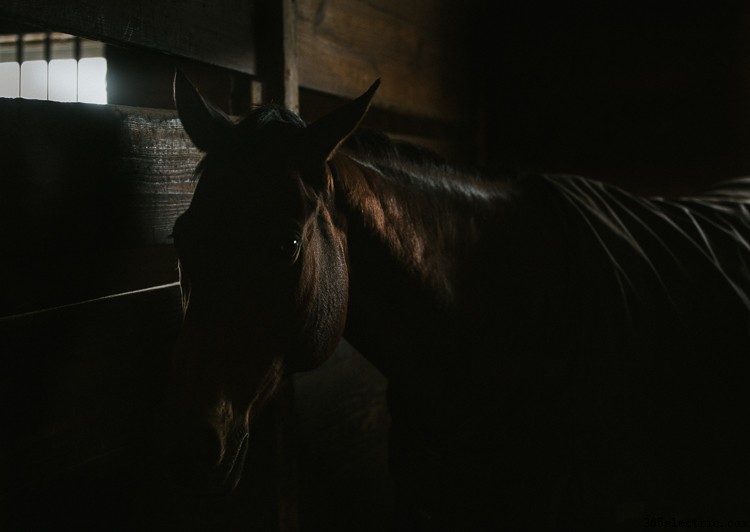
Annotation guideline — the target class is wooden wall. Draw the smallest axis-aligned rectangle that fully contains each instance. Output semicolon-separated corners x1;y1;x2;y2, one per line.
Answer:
0;100;196;314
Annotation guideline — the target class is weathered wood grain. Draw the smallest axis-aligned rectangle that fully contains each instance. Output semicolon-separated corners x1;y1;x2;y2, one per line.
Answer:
0;98;198;315
296;0;478;125
0;0;256;73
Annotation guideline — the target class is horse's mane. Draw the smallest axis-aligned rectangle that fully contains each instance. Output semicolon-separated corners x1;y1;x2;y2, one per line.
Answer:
212;106;511;202
341;128;510;202
344;129;451;174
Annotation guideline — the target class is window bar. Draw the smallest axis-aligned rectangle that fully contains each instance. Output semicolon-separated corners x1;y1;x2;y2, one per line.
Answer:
44;32;51;100
16;33;22;97
74;36;81;102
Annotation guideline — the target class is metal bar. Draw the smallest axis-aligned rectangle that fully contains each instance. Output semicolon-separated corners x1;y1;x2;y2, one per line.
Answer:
73;36;81;61
16;33;22;96
44;32;51;100
74;36;81;101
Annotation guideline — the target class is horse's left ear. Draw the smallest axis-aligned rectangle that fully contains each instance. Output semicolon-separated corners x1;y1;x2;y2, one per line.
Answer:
174;70;233;152
302;79;380;164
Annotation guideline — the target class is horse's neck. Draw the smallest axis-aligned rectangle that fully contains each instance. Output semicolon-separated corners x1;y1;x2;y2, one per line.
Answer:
331;150;515;377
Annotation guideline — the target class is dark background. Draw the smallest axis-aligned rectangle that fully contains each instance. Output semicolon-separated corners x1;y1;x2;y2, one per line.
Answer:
480;3;750;194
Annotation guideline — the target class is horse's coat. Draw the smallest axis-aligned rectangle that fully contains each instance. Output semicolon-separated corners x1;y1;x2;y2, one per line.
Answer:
166;72;750;529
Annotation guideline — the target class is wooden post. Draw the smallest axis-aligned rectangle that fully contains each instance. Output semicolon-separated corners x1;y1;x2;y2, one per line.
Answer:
255;0;299;112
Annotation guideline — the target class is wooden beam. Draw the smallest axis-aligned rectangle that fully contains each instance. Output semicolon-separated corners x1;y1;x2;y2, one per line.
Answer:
295;0;478;125
0;0;256;74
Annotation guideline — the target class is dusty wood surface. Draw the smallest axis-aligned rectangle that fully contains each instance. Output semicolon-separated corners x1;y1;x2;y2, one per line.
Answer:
0;0;256;74
0;98;198;315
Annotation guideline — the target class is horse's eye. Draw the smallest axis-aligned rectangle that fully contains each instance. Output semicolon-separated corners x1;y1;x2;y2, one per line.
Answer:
275;236;301;262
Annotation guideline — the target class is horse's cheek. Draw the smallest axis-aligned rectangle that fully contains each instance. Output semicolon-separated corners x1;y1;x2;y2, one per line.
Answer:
291;236;347;369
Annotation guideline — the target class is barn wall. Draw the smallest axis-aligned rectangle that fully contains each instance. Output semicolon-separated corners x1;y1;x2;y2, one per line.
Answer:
0;99;196;315
295;0;479;124
1;2;482;132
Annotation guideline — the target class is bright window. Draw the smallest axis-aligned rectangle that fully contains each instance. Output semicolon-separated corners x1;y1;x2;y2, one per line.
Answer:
0;33;107;104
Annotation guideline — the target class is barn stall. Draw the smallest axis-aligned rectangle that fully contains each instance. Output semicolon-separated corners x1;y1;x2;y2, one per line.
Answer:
2;2;750;530
0;1;482;530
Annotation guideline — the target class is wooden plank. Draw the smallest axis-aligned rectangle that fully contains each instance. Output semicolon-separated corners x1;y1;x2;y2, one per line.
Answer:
0;246;179;317
0;98;198;315
296;0;478;125
0;0;256;74
106;45;257;116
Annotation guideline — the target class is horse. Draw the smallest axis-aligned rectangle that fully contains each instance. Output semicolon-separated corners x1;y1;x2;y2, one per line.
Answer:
162;71;750;530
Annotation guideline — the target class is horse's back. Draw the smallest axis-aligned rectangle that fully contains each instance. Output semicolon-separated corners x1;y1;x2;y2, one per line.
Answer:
535;173;750;522
389;173;750;529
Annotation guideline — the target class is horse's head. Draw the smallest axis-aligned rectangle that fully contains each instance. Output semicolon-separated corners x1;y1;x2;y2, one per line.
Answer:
161;72;379;492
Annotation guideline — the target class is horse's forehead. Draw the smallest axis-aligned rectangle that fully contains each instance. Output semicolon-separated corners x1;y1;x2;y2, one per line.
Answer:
187;160;306;231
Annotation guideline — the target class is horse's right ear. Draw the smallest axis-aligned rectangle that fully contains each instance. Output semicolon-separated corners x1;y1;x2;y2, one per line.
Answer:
174;70;233;152
302;79;380;163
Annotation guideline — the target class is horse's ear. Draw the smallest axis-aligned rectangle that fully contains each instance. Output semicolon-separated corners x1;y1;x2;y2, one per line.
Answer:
174;70;233;152
303;79;380;163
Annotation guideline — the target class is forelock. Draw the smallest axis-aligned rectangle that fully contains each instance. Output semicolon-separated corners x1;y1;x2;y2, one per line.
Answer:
237;105;307;133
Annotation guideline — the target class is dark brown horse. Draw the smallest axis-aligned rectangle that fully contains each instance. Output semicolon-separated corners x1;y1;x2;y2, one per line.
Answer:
164;71;750;530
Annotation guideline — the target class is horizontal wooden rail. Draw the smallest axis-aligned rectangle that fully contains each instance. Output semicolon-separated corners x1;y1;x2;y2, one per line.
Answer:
1;283;182;487
0;0;256;74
